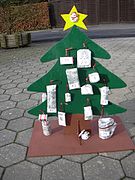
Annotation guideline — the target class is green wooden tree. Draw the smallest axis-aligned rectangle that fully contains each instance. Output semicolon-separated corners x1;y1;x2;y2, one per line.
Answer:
27;26;126;117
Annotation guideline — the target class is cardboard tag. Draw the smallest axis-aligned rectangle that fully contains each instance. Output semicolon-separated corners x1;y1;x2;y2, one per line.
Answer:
81;84;93;95
65;93;71;102
66;68;80;90
41;93;47;102
60;57;73;65
77;49;91;68
89;72;100;83
47;85;57;113
58;111;66;126
84;106;93;120
100;86;110;105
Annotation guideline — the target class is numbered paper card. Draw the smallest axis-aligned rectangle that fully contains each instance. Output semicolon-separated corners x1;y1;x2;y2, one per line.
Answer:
38;114;48;121
47;85;57;113
77;49;91;68
81;84;93;95
66;68;80;90
89;72;100;83
100;86;110;95
84;106;93;120
58;111;66;126
60;57;73;65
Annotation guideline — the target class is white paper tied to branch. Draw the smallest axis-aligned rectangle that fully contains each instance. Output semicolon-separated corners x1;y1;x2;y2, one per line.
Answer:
89;72;100;83
66;68;80;90
47;85;57;113
81;84;93;95
41;93;47;102
84;106;93;120
100;86;110;105
60;57;74;65
77;49;91;68
65;93;71;102
58;111;66;126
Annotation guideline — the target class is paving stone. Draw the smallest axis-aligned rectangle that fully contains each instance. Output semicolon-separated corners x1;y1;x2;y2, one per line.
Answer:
121;153;135;178
8;75;23;80
123;178;135;180
3;161;41;180
17;99;38;110
0;108;24;121
99;150;133;160
27;156;61;166
129;127;135;137
83;156;124;180
0;101;16;111
7;117;34;132
30;93;42;101
0;89;5;94
42;159;82;180
0;94;10;102
15;128;32;146
63;154;97;163
12;78;28;84
0;166;4;179
0;129;16;147
17;82;31;89
11;93;30;102
0;79;12;86
0;119;8;130
5;87;23;95
1;83;17;90
0;143;27;167
120;99;135;111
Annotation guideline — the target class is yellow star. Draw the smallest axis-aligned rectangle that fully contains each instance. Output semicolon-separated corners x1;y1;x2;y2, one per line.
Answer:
61;6;88;31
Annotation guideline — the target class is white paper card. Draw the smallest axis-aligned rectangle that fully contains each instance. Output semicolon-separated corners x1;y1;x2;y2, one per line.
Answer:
65;93;71;102
41;93;47;102
89;72;100;83
77;49;91;68
47;85;57;113
81;84;93;95
100;86;110;105
58;111;66;126
60;57;73;65
84;106;93;120
66;68;80;90
38;114;48;121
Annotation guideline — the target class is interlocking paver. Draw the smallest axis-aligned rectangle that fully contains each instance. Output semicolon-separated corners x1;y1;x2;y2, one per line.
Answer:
0;108;24;121
121;153;135;178
5;87;23;95
17;99;38;110
0;129;16;147
0;119;8;130
7;117;34;132
42;159;82;180
0;79;12;86
0;89;5;94
15;128;33;146
1;83;17;90
0;94;10;102
99;150;133;160
27;156;61;166
83;156;124;180
3;161;41;180
0;167;4;179
63;154;98;163
0;101;16;111
11;93;30;102
0;143;27;167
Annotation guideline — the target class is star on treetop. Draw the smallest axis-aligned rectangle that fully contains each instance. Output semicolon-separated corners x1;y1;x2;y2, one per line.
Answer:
61;6;88;31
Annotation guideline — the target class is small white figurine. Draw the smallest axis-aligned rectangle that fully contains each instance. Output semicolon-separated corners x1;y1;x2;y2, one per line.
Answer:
79;129;90;140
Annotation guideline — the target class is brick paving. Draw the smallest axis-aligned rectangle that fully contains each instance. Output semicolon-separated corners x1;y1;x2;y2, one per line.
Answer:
0;38;135;180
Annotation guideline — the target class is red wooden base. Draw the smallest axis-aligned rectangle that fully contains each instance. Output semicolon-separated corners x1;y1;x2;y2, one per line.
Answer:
27;116;135;157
